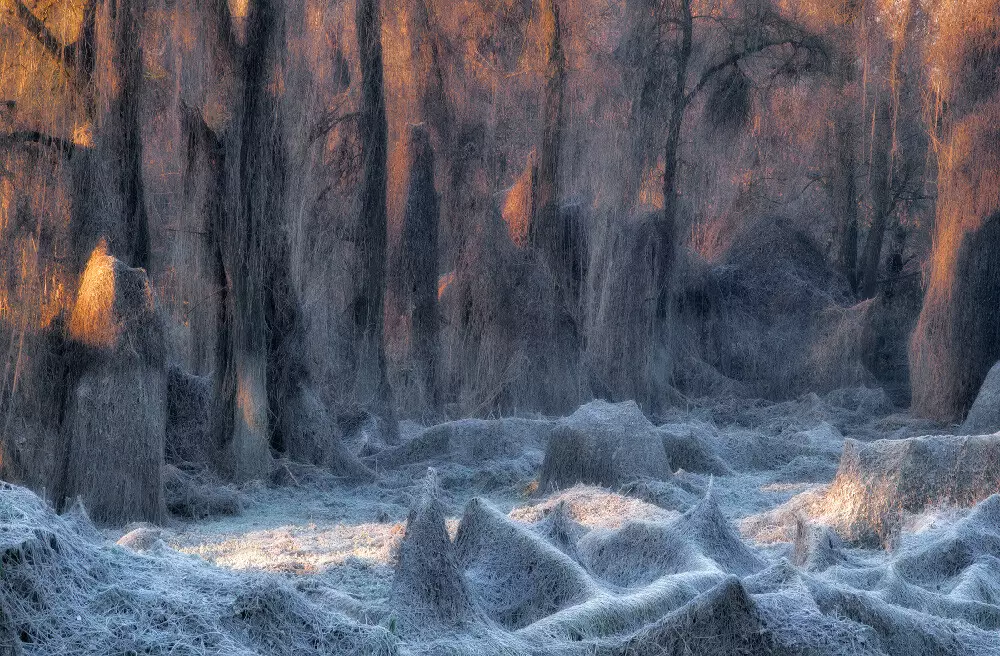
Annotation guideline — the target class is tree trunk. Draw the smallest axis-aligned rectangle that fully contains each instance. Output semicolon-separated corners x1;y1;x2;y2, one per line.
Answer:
859;100;895;299
109;0;151;271
62;0;150;274
530;0;565;255
213;0;286;481
908;7;1000;423
407;0;452;151
355;0;398;441
8;0;161;510
649;0;692;410
909;106;1000;422
399;125;440;409
63;243;166;524
832;115;859;293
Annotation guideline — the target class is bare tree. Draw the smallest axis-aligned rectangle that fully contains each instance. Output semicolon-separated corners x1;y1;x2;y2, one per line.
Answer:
4;0;161;512
530;0;565;256
182;0;371;479
605;0;821;409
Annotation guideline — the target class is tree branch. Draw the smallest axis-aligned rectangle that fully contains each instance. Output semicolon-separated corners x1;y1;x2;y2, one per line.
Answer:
4;0;68;63
309;110;359;145
685;37;816;107
0;130;79;158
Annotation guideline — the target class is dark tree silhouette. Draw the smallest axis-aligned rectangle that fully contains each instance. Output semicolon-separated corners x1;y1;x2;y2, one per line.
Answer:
398;125;441;409
354;0;399;440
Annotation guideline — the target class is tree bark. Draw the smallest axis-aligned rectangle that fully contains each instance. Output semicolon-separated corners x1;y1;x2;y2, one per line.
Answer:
212;0;285;480
859;99;895;299
108;0;151;271
648;0;693;409
355;0;398;440
400;125;440;408
833;114;859;292
530;0;565;255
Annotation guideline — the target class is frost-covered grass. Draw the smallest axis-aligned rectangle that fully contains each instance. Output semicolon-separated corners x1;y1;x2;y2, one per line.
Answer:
7;390;1000;655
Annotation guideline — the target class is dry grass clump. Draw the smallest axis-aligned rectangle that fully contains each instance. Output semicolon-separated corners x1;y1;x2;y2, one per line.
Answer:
679;214;866;401
371;417;553;469
63;242;166;525
659;427;732;476
226;578;397;656
0;482;397;655
538;400;671;492
578;521;718;588
961;361;1000;435
390;470;479;634
509;484;678;529
819;436;1000;546
618;577;777;656
163;464;243;520
751;435;1000;548
455;496;597;630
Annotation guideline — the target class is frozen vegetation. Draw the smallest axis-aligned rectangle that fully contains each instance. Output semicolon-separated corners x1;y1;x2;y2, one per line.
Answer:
3;0;1000;654
6;389;1000;655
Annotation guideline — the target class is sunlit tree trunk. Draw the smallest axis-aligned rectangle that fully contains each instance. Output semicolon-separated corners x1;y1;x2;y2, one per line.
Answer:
355;0;399;440
909;7;1000;422
6;0;160;507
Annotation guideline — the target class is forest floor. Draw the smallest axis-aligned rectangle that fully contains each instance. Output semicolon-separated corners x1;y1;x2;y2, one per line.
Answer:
9;388;1000;655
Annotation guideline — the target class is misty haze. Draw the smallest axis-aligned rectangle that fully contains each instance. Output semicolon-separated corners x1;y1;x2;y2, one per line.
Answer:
1;0;1000;654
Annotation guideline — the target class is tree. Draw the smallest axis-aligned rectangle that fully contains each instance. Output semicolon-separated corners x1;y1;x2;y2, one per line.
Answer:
396;125;440;410
530;0;565;256
606;0;821;410
354;0;398;440
820;0;927;300
909;2;1000;422
3;0;160;511
4;0;150;272
182;0;370;479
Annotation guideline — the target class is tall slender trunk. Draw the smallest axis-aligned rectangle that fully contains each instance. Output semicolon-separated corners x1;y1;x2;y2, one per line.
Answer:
355;0;398;440
859;100;895;299
648;0;692;409
531;0;565;254
213;0;285;480
110;0;150;271
400;125;440;409
659;0;691;298
408;0;452;150
833;115;859;292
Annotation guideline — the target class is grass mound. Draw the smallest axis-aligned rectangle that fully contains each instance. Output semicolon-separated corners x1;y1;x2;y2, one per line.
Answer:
0;482;396;656
538;400;671;491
